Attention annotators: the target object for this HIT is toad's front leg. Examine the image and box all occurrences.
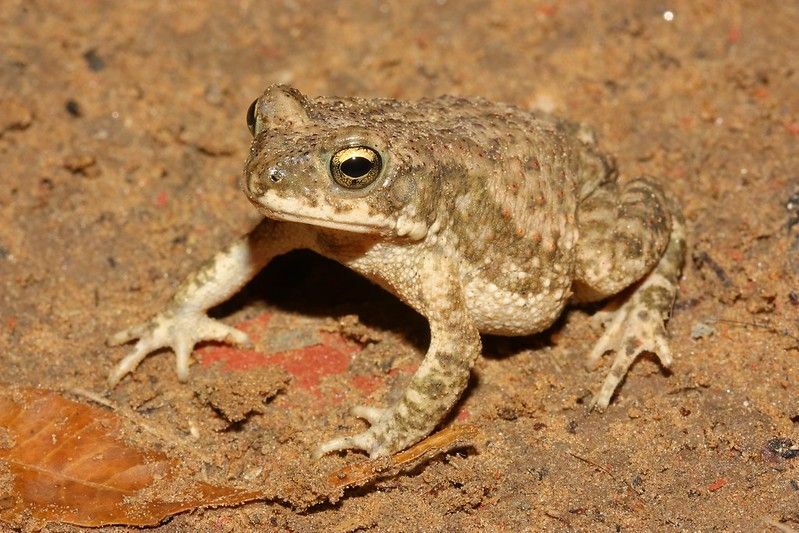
[316,256,481,458]
[107,219,303,386]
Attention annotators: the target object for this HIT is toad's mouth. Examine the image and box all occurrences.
[264,208,390,234]
[251,191,394,235]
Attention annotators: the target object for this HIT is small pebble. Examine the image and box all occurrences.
[65,99,82,117]
[83,48,105,71]
[691,321,716,339]
[765,437,798,460]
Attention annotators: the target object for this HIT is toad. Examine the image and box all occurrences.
[108,86,686,458]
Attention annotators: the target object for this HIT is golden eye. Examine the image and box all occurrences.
[330,146,382,189]
[246,98,258,136]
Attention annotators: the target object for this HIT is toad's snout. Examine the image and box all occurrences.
[245,163,288,200]
[244,146,318,201]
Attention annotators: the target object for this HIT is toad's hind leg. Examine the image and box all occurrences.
[572,178,686,409]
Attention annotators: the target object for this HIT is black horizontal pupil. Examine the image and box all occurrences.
[341,156,372,178]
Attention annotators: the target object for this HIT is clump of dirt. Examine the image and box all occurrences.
[193,365,290,429]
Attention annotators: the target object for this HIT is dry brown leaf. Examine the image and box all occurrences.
[326,424,479,491]
[0,385,479,525]
[0,386,263,527]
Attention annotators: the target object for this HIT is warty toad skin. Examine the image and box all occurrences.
[107,85,686,458]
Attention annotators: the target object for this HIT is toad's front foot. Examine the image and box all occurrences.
[107,309,253,387]
[315,405,409,459]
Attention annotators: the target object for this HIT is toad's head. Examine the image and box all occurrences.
[243,85,440,240]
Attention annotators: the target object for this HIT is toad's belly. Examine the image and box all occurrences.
[462,269,573,336]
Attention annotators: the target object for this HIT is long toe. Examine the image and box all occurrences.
[315,432,378,458]
[351,406,386,425]
[107,323,149,346]
[108,340,153,387]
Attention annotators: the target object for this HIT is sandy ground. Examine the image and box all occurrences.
[1,0,798,530]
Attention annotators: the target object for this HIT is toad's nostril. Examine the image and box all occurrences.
[268,168,284,183]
